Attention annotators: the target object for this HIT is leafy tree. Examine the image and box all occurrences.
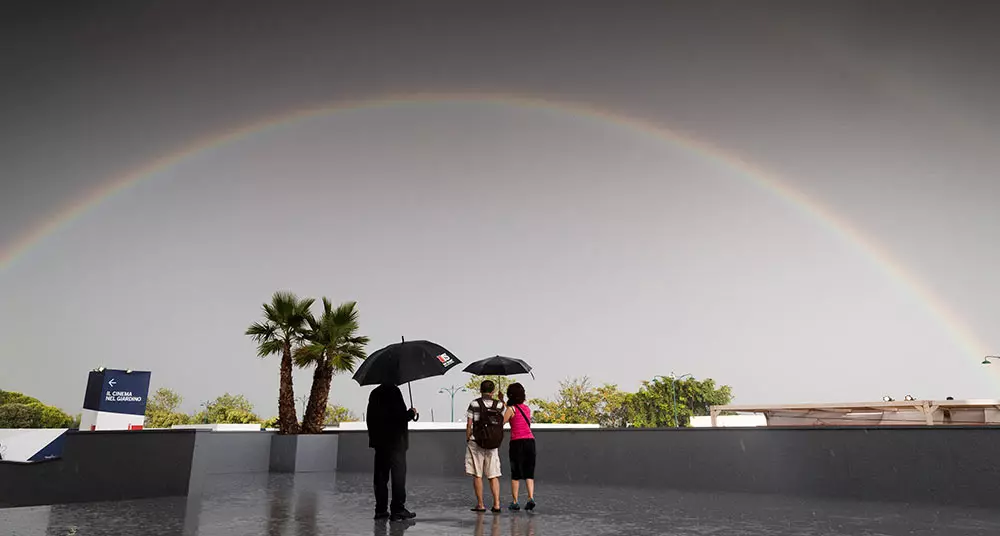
[146,411,191,429]
[0,403,41,428]
[464,375,515,397]
[0,390,42,406]
[0,403,74,429]
[323,404,358,426]
[37,405,75,428]
[146,388,183,414]
[628,376,733,427]
[0,390,75,428]
[260,416,279,429]
[144,388,191,429]
[295,299,368,434]
[246,291,315,434]
[530,377,630,425]
[594,384,633,428]
[193,393,261,424]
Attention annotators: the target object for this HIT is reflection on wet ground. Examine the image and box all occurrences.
[4,471,1000,535]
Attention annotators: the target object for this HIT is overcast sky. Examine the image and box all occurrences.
[2,1,999,420]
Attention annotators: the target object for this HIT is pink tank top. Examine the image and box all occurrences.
[509,404,534,441]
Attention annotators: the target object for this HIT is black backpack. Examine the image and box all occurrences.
[473,398,505,449]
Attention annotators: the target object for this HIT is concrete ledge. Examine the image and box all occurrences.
[269,434,338,473]
[194,431,273,475]
[337,422,600,431]
[337,426,1000,509]
[0,429,199,508]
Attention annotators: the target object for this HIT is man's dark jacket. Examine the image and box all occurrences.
[367,384,416,451]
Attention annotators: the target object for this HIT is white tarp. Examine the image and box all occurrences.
[0,428,67,462]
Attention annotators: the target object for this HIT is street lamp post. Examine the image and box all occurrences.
[982,355,1000,365]
[670,373,693,428]
[439,385,469,422]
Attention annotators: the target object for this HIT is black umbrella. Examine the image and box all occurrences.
[353,337,462,408]
[462,355,534,379]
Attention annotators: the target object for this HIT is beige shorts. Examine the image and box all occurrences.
[465,440,502,480]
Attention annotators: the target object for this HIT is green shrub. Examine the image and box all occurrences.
[0,390,77,429]
[0,390,42,406]
[0,403,42,428]
[145,410,191,429]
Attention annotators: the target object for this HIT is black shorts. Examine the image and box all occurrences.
[509,438,536,480]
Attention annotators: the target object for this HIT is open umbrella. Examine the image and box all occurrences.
[463,355,534,379]
[353,337,462,409]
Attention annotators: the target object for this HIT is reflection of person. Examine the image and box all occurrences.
[367,383,418,521]
[510,514,536,536]
[374,518,415,536]
[473,512,501,536]
[502,383,536,511]
[466,380,505,512]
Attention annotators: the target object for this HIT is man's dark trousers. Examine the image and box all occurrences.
[373,446,407,514]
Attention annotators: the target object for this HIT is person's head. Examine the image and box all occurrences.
[506,383,526,406]
[480,379,495,396]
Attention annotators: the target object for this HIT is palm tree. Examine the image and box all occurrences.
[295,299,369,434]
[246,291,315,434]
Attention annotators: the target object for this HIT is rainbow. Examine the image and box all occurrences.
[0,91,990,362]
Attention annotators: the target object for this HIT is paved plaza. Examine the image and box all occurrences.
[4,471,1000,535]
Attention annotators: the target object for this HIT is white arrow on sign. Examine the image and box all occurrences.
[108,378,117,387]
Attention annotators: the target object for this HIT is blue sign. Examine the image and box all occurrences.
[82,370,151,416]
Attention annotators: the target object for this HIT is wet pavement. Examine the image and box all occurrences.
[3,472,1000,535]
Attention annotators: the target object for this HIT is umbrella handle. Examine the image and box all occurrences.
[408,382,419,421]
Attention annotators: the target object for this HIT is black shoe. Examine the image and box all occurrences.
[390,508,416,521]
[374,511,390,520]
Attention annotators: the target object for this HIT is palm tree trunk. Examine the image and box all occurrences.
[278,341,300,434]
[302,362,333,434]
[301,363,326,434]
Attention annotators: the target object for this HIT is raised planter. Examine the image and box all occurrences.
[269,433,338,473]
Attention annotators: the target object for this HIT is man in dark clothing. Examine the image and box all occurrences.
[367,383,418,521]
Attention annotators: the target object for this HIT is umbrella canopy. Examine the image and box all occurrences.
[462,355,534,379]
[353,339,462,387]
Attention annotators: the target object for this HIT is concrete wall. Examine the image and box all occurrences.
[270,434,338,473]
[8,426,1000,509]
[0,430,199,508]
[336,427,1000,508]
[193,431,273,475]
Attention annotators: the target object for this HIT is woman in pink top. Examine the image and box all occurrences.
[503,382,536,511]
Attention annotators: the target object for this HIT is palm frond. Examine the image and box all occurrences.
[329,351,361,374]
[257,339,284,358]
[293,344,325,368]
[245,321,276,341]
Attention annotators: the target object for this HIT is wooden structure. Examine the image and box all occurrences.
[709,399,1000,427]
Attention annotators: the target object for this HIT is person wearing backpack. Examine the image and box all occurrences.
[502,382,536,511]
[465,379,506,513]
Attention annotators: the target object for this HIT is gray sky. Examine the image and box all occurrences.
[2,1,999,420]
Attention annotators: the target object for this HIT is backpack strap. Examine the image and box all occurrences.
[515,404,531,428]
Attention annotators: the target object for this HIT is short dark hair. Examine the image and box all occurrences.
[506,383,526,406]
[480,380,495,394]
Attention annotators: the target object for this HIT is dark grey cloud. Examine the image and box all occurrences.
[2,1,998,418]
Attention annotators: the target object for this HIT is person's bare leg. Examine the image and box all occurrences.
[526,479,534,500]
[489,477,501,509]
[511,479,520,503]
[473,477,485,509]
